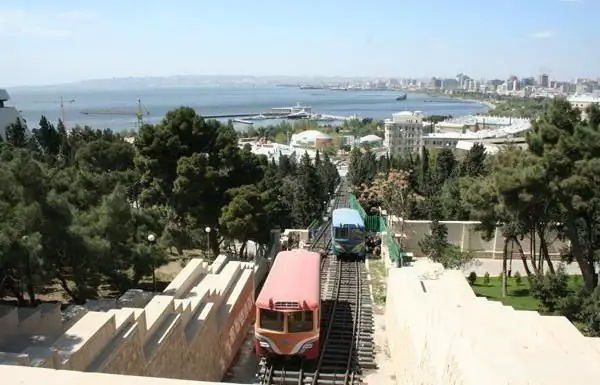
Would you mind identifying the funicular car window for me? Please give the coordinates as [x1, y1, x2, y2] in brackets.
[260, 309, 284, 332]
[350, 227, 363, 239]
[334, 227, 349, 239]
[287, 310, 314, 333]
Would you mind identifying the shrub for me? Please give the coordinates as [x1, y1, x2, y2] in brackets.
[514, 271, 522, 286]
[483, 272, 490, 286]
[530, 265, 569, 312]
[467, 271, 477, 285]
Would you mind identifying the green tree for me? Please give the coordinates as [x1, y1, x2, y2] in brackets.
[460, 143, 487, 177]
[5, 118, 28, 148]
[291, 153, 323, 227]
[33, 116, 61, 161]
[526, 100, 600, 290]
[219, 185, 271, 259]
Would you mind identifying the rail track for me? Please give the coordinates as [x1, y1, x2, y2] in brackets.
[256, 180, 375, 385]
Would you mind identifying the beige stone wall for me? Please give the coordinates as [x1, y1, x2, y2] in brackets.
[0, 255, 258, 382]
[385, 260, 600, 384]
[390, 218, 569, 259]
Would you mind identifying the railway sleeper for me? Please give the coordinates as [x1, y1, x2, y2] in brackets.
[328, 329, 360, 336]
[357, 343, 374, 353]
[311, 378, 360, 385]
[324, 346, 355, 354]
[311, 371, 358, 380]
[357, 350, 374, 359]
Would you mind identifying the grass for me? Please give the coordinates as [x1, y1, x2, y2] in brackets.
[471, 277, 540, 311]
[470, 275, 584, 311]
[368, 259, 387, 307]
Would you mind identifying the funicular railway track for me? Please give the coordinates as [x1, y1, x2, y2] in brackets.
[256, 181, 375, 385]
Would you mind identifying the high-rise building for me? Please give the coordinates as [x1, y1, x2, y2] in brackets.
[539, 74, 549, 88]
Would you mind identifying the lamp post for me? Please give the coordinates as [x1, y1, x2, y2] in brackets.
[147, 233, 157, 293]
[205, 227, 211, 259]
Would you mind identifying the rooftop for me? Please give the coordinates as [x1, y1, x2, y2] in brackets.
[291, 130, 333, 141]
[427, 115, 532, 140]
[567, 94, 600, 103]
[359, 134, 383, 143]
[256, 250, 321, 310]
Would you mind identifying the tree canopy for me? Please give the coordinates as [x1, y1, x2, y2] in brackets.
[0, 108, 338, 306]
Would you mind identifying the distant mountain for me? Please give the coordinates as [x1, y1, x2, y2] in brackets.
[8, 75, 394, 91]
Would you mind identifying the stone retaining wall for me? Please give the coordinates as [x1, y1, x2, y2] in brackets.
[385, 259, 600, 384]
[0, 255, 256, 382]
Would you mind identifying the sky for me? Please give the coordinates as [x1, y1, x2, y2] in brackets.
[0, 0, 598, 87]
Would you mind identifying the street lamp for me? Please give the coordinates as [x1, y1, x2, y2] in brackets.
[205, 227, 211, 259]
[147, 233, 157, 293]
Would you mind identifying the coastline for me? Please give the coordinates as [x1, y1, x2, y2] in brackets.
[419, 90, 496, 111]
[461, 98, 496, 110]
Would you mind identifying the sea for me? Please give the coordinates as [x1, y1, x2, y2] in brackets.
[7, 85, 489, 132]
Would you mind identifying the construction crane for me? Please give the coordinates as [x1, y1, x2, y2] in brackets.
[57, 96, 75, 128]
[80, 99, 150, 130]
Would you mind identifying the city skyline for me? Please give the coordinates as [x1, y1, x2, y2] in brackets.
[1, 0, 597, 87]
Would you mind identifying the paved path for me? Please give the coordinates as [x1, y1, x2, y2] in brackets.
[459, 258, 584, 276]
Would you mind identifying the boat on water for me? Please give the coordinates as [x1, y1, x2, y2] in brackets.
[299, 85, 324, 90]
[271, 102, 312, 116]
[246, 114, 269, 121]
[396, 93, 407, 101]
[287, 110, 310, 119]
[329, 86, 348, 91]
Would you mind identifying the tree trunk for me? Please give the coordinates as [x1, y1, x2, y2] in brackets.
[239, 241, 247, 260]
[501, 239, 508, 298]
[530, 228, 537, 271]
[24, 257, 37, 305]
[564, 216, 597, 291]
[56, 271, 79, 304]
[538, 228, 555, 274]
[514, 238, 534, 277]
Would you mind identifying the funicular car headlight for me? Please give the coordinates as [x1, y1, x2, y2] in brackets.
[257, 337, 271, 350]
[299, 341, 314, 352]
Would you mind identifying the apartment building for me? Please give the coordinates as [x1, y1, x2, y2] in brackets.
[0, 89, 21, 139]
[383, 111, 424, 155]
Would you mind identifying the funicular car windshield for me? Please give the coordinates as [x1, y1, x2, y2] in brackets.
[335, 225, 363, 240]
[287, 310, 314, 333]
[349, 227, 364, 239]
[260, 309, 285, 332]
[334, 226, 349, 239]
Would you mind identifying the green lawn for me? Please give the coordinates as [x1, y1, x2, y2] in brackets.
[471, 277, 540, 310]
[470, 275, 584, 311]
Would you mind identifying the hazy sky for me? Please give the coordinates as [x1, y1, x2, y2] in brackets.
[1, 0, 597, 87]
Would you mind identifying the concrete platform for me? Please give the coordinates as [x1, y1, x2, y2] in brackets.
[385, 259, 600, 385]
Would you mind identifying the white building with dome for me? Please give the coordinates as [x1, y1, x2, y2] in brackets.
[0, 89, 21, 140]
[359, 134, 383, 147]
[384, 110, 424, 155]
[290, 129, 333, 149]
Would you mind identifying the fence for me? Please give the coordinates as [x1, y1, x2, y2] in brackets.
[349, 193, 409, 267]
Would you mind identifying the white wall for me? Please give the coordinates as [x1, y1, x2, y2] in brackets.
[388, 218, 568, 260]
